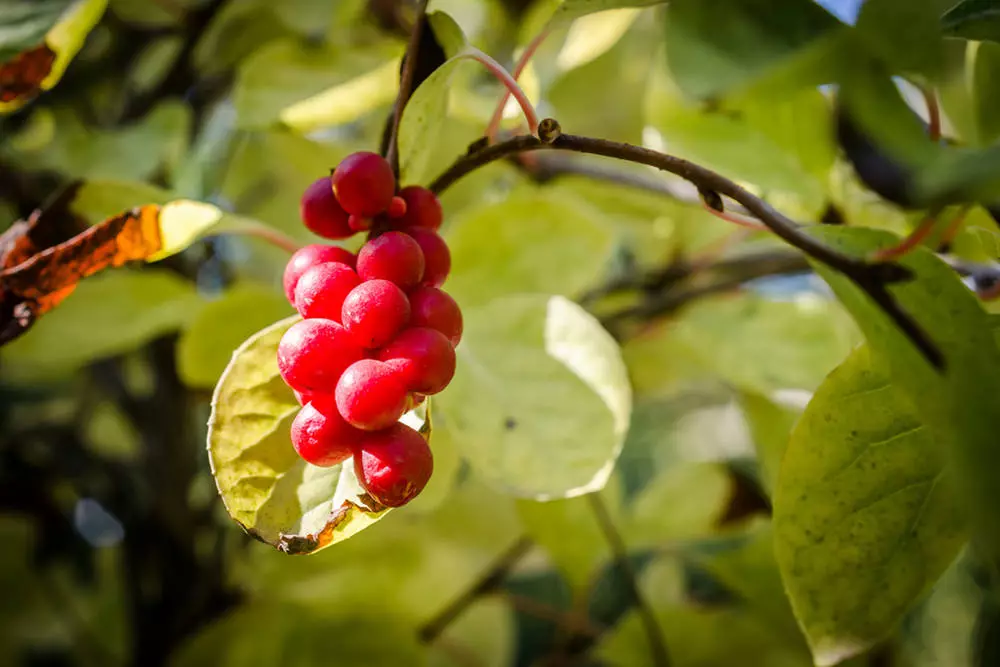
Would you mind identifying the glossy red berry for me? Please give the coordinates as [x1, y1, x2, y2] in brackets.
[332, 152, 396, 217]
[291, 402, 365, 467]
[387, 196, 407, 219]
[408, 287, 463, 346]
[341, 279, 411, 349]
[397, 186, 443, 231]
[277, 319, 364, 393]
[283, 244, 356, 303]
[335, 359, 409, 430]
[354, 423, 433, 507]
[356, 231, 425, 290]
[293, 262, 361, 321]
[348, 214, 372, 232]
[407, 228, 450, 287]
[379, 327, 456, 395]
[300, 177, 352, 239]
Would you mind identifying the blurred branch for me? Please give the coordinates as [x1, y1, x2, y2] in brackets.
[385, 0, 429, 174]
[429, 129, 946, 369]
[587, 493, 670, 667]
[418, 536, 534, 643]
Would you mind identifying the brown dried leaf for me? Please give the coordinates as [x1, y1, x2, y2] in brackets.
[0, 45, 56, 105]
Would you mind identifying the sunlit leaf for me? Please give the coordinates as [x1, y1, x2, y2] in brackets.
[207, 317, 431, 554]
[774, 344, 966, 666]
[279, 58, 401, 132]
[624, 462, 731, 547]
[438, 294, 631, 499]
[0, 0, 108, 112]
[556, 8, 641, 71]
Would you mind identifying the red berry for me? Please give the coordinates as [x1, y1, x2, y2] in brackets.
[341, 279, 411, 349]
[407, 228, 450, 287]
[387, 196, 408, 219]
[354, 423, 433, 507]
[294, 389, 315, 405]
[277, 319, 364, 393]
[409, 287, 463, 346]
[335, 359, 409, 430]
[332, 152, 396, 217]
[283, 244, 356, 303]
[397, 186, 443, 231]
[356, 231, 425, 290]
[348, 214, 372, 232]
[293, 262, 361, 321]
[300, 177, 352, 239]
[379, 327, 456, 395]
[291, 402, 365, 467]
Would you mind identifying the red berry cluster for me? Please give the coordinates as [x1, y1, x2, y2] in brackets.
[278, 152, 462, 508]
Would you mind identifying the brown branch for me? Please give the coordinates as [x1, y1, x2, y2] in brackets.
[430, 129, 945, 369]
[418, 536, 534, 643]
[385, 0, 429, 175]
[587, 493, 669, 667]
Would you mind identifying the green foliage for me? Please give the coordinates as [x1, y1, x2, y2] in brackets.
[438, 294, 629, 498]
[943, 0, 1000, 42]
[774, 344, 965, 665]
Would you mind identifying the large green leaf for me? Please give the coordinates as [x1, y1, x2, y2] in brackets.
[0, 269, 201, 380]
[663, 0, 838, 100]
[739, 391, 804, 496]
[397, 11, 468, 186]
[974, 41, 1000, 146]
[437, 294, 631, 499]
[854, 0, 946, 74]
[176, 284, 293, 389]
[774, 344, 966, 665]
[444, 188, 616, 308]
[552, 0, 666, 23]
[0, 0, 108, 112]
[624, 462, 731, 547]
[806, 226, 1000, 571]
[207, 317, 430, 554]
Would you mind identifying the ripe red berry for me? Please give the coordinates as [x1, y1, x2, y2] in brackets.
[335, 359, 409, 430]
[379, 327, 456, 395]
[341, 279, 411, 349]
[407, 228, 450, 287]
[283, 244, 356, 303]
[293, 262, 361, 321]
[277, 319, 364, 393]
[408, 287, 463, 346]
[397, 186, 443, 231]
[356, 231, 425, 290]
[354, 423, 433, 507]
[348, 214, 372, 232]
[300, 177, 352, 239]
[291, 402, 365, 467]
[332, 152, 396, 217]
[387, 196, 407, 219]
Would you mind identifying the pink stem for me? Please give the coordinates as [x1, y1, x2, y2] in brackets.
[485, 29, 550, 143]
[229, 226, 301, 254]
[871, 215, 937, 262]
[700, 200, 769, 231]
[458, 47, 540, 137]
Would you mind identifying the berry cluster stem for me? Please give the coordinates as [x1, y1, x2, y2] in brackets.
[458, 47, 540, 138]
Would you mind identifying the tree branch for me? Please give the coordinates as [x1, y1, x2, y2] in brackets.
[385, 0, 429, 175]
[429, 129, 945, 369]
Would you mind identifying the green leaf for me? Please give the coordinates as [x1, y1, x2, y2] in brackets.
[774, 344, 966, 666]
[233, 38, 398, 129]
[663, 0, 838, 100]
[667, 293, 860, 395]
[438, 294, 631, 499]
[397, 11, 468, 186]
[279, 57, 401, 132]
[807, 226, 1000, 577]
[445, 188, 616, 308]
[555, 8, 642, 71]
[0, 0, 108, 112]
[974, 42, 1000, 146]
[2, 102, 191, 181]
[176, 285, 293, 389]
[624, 462, 731, 547]
[207, 317, 430, 554]
[943, 0, 1000, 43]
[429, 598, 514, 667]
[553, 0, 666, 23]
[854, 0, 946, 75]
[0, 269, 201, 379]
[739, 391, 804, 496]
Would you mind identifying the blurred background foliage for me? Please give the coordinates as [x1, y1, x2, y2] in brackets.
[2, 0, 1000, 666]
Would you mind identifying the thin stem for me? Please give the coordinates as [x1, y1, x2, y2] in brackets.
[921, 85, 941, 142]
[418, 536, 534, 643]
[587, 493, 669, 667]
[938, 207, 970, 250]
[458, 47, 540, 136]
[224, 225, 300, 254]
[429, 131, 943, 368]
[871, 214, 938, 262]
[502, 592, 604, 637]
[386, 0, 429, 174]
[485, 28, 550, 142]
[700, 200, 768, 231]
